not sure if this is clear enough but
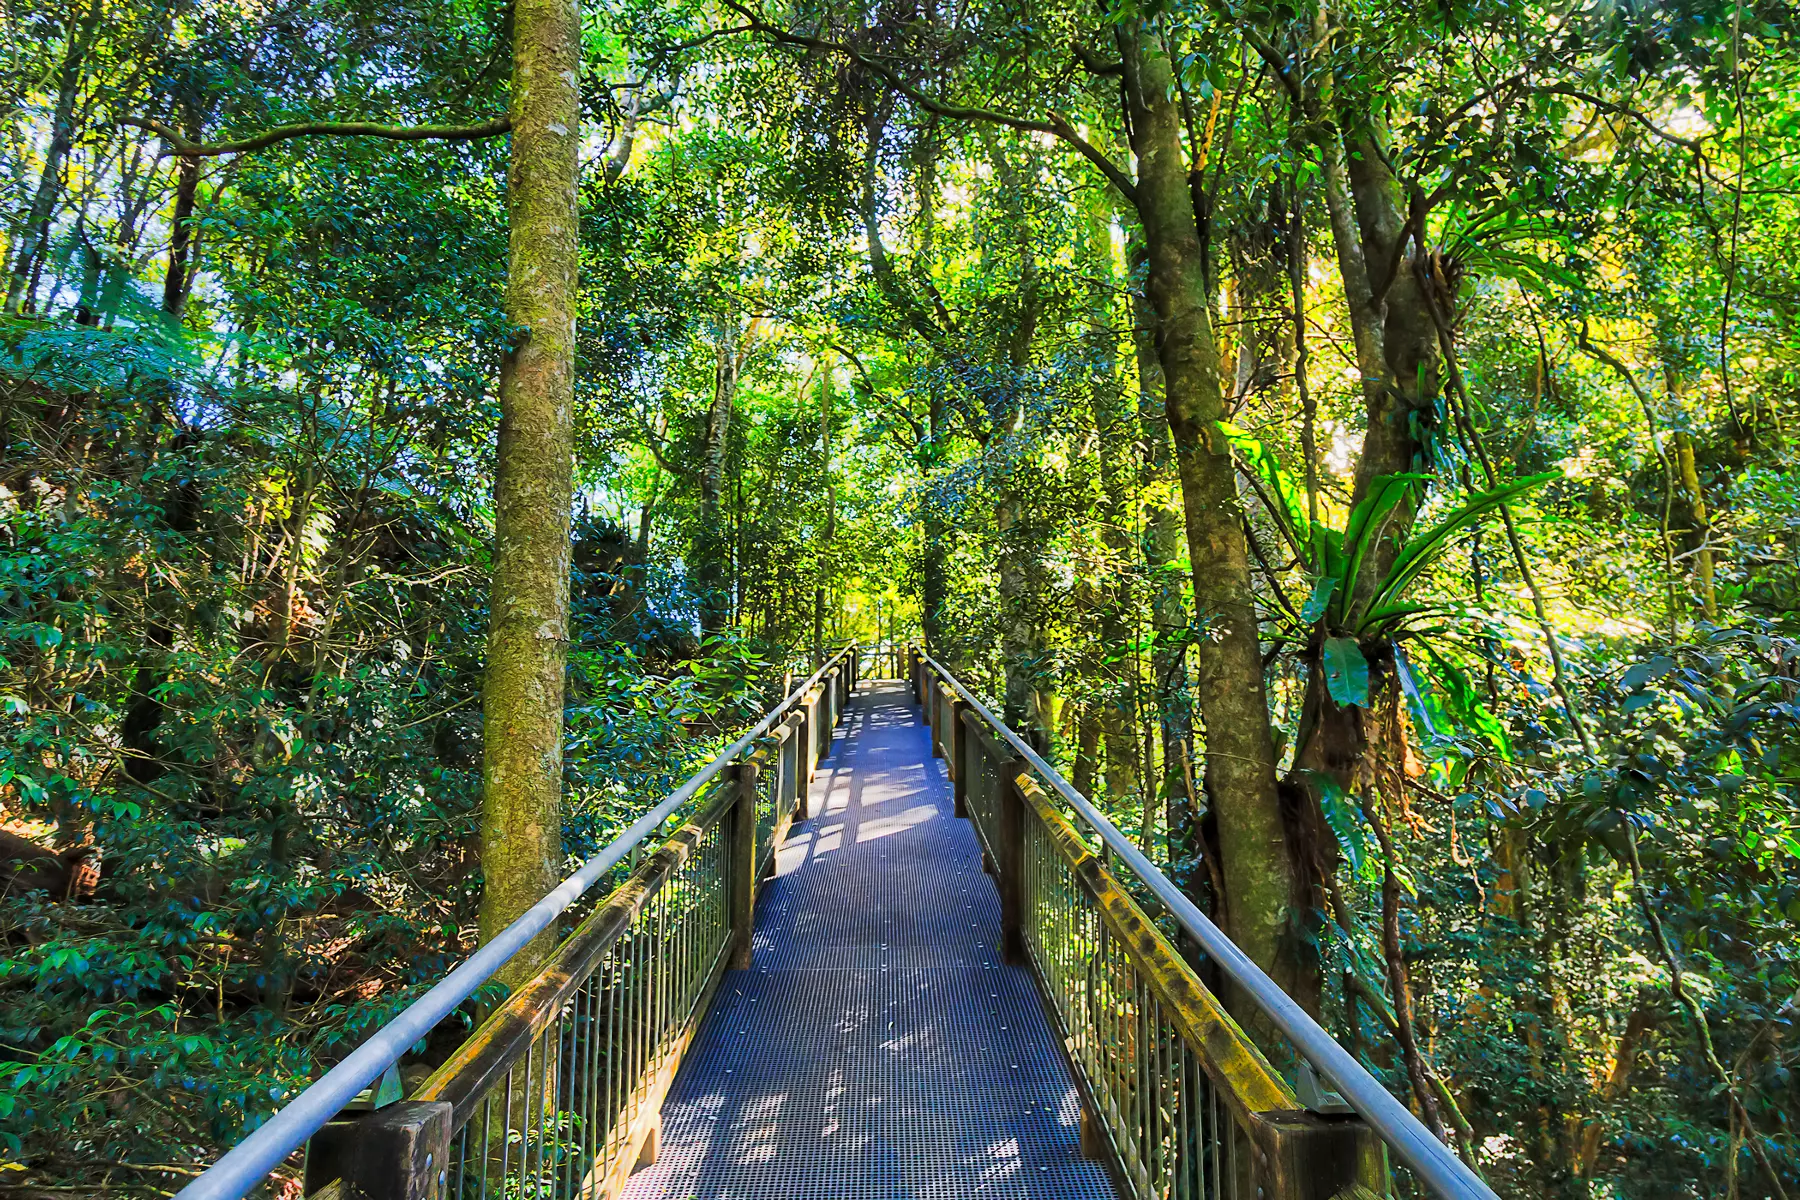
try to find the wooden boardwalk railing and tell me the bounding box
[180,639,1494,1200]
[293,650,858,1200]
[914,648,1498,1200]
[918,656,1382,1200]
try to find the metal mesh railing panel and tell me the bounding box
[1020,812,1250,1200]
[439,813,732,1200]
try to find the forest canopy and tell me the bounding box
[1,0,1796,1194]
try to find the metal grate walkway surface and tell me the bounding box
[620,681,1118,1200]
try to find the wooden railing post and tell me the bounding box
[783,711,807,819]
[1253,1111,1387,1200]
[802,685,822,781]
[929,682,946,758]
[729,757,760,970]
[950,699,972,818]
[314,1100,453,1200]
[997,760,1027,964]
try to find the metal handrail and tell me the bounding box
[177,642,859,1200]
[917,651,1499,1200]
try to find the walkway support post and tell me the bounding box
[782,711,808,820]
[1255,1114,1385,1200]
[997,761,1027,964]
[310,1100,452,1200]
[730,757,760,970]
[950,698,972,818]
[929,681,946,758]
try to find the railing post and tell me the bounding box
[951,700,972,819]
[929,682,946,758]
[312,1100,452,1200]
[802,685,821,781]
[784,711,808,819]
[1252,1111,1387,1200]
[997,759,1027,964]
[730,757,760,970]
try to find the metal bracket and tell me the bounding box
[1297,1060,1354,1115]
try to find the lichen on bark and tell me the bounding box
[477,0,582,990]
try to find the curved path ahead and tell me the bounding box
[621,680,1116,1200]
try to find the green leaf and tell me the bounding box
[1621,655,1676,691]
[1217,421,1313,564]
[1364,473,1557,627]
[1339,475,1429,613]
[1322,637,1371,708]
[1419,645,1513,762]
[1301,576,1337,625]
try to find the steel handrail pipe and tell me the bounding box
[178,642,859,1200]
[919,651,1498,1200]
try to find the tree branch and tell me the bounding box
[119,114,511,158]
[722,1,1139,205]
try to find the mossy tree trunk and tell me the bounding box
[1118,24,1300,1007]
[698,314,742,639]
[478,0,581,989]
[1082,195,1141,802]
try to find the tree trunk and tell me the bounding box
[160,106,204,320]
[6,0,101,313]
[1119,25,1298,1001]
[1130,248,1201,888]
[1084,192,1141,802]
[477,0,581,990]
[1672,429,1718,619]
[698,316,741,639]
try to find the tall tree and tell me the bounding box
[477,0,582,985]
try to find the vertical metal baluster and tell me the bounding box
[580,976,598,1199]
[1223,1084,1235,1200]
[1145,989,1158,1198]
[551,1010,566,1199]
[608,940,623,1167]
[1179,1048,1192,1200]
[520,1031,534,1198]
[527,1031,541,1199]
[1158,997,1171,1199]
[530,1025,548,1197]
[1132,952,1145,1191]
[1161,1005,1172,1200]
[622,924,637,1160]
[451,1118,465,1200]
[555,1001,573,1200]
[479,1088,494,1200]
[1134,968,1146,1189]
[500,1066,516,1195]
[560,1003,576,1198]
[674,862,687,1017]
[656,886,668,1076]
[1171,1040,1185,1200]
[631,920,645,1124]
[567,987,587,1200]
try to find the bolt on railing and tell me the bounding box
[912,647,1499,1200]
[177,644,859,1200]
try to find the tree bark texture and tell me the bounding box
[478,0,581,990]
[698,316,742,639]
[1119,26,1297,1000]
[1085,193,1141,802]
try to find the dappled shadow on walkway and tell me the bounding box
[620,682,1114,1200]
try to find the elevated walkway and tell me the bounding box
[622,682,1114,1199]
[182,646,1496,1200]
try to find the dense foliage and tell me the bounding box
[2,0,1796,1193]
